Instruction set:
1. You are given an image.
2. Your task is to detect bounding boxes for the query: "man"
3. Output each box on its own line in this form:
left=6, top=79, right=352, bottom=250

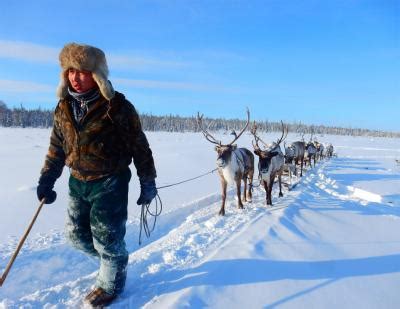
left=37, top=43, right=157, bottom=307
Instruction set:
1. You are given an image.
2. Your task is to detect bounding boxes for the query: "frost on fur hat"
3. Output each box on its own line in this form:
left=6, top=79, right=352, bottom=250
left=56, top=43, right=115, bottom=100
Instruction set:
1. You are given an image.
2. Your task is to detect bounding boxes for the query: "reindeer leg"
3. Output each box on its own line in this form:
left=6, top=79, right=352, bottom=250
left=267, top=177, right=273, bottom=206
left=268, top=182, right=273, bottom=206
left=278, top=173, right=283, bottom=197
left=263, top=180, right=271, bottom=206
left=247, top=170, right=254, bottom=201
left=236, top=179, right=244, bottom=209
left=243, top=174, right=247, bottom=203
left=300, top=158, right=303, bottom=177
left=219, top=178, right=227, bottom=216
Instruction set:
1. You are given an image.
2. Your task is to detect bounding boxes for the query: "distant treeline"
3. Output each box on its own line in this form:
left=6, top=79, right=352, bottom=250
left=0, top=101, right=53, bottom=128
left=0, top=101, right=399, bottom=138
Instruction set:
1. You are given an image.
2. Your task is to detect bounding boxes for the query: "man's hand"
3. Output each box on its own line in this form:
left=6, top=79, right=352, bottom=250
left=137, top=179, right=157, bottom=205
left=37, top=175, right=57, bottom=204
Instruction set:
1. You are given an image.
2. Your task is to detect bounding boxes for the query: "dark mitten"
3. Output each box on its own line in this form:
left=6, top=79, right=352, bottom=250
left=137, top=179, right=157, bottom=205
left=37, top=175, right=57, bottom=204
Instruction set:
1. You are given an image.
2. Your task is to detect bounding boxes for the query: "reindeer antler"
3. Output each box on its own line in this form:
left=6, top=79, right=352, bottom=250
left=228, top=108, right=250, bottom=146
left=196, top=112, right=221, bottom=145
left=276, top=121, right=288, bottom=146
left=251, top=121, right=261, bottom=149
left=250, top=120, right=269, bottom=149
left=197, top=108, right=250, bottom=146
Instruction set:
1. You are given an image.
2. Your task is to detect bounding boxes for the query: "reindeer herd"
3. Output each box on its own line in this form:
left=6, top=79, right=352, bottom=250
left=197, top=110, right=336, bottom=215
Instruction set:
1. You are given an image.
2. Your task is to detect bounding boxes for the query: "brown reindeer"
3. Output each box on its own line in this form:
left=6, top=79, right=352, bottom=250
left=197, top=110, right=254, bottom=216
left=251, top=121, right=287, bottom=206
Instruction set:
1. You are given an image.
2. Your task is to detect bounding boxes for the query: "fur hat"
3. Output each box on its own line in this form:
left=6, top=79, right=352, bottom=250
left=56, top=43, right=115, bottom=100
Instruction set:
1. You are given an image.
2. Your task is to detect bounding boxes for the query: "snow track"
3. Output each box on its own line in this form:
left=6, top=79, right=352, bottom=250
left=1, top=157, right=399, bottom=308
left=0, top=169, right=304, bottom=307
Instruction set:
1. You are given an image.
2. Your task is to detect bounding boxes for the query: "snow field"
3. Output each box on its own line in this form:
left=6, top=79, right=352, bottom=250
left=1, top=128, right=400, bottom=308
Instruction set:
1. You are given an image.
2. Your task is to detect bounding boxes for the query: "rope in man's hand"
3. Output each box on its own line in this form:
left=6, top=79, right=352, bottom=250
left=139, top=193, right=162, bottom=245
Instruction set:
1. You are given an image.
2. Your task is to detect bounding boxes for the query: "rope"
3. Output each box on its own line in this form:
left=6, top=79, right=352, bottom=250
left=156, top=168, right=218, bottom=190
left=139, top=193, right=163, bottom=245
left=137, top=153, right=320, bottom=245
left=138, top=168, right=218, bottom=245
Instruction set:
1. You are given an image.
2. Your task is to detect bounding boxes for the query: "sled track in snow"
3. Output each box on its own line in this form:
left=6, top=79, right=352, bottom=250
left=1, top=159, right=361, bottom=308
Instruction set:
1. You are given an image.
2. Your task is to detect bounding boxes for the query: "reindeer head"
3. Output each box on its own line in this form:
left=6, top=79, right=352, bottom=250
left=284, top=143, right=296, bottom=164
left=251, top=121, right=286, bottom=174
left=306, top=141, right=317, bottom=154
left=197, top=109, right=250, bottom=169
left=214, top=144, right=237, bottom=167
left=255, top=148, right=281, bottom=174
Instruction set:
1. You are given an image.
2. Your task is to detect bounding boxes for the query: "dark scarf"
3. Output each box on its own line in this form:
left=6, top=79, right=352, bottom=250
left=68, top=87, right=101, bottom=123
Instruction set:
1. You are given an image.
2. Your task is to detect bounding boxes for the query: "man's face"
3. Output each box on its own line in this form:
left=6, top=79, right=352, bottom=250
left=68, top=68, right=97, bottom=93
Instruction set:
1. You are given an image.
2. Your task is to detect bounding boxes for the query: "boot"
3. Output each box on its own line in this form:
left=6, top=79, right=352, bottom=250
left=84, top=287, right=117, bottom=307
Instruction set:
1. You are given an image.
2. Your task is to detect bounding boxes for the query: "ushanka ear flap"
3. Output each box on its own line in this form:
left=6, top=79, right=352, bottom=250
left=92, top=68, right=114, bottom=100
left=56, top=70, right=69, bottom=99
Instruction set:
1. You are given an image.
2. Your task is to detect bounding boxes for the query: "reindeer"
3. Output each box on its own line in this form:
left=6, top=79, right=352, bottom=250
left=315, top=141, right=325, bottom=160
left=251, top=121, right=287, bottom=206
left=326, top=143, right=334, bottom=158
left=305, top=141, right=317, bottom=167
left=284, top=141, right=306, bottom=177
left=197, top=110, right=254, bottom=216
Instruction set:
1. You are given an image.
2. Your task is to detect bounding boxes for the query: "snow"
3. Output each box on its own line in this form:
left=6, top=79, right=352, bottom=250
left=0, top=127, right=400, bottom=308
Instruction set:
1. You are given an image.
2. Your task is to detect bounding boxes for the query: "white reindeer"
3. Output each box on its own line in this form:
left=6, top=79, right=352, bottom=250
left=197, top=110, right=254, bottom=216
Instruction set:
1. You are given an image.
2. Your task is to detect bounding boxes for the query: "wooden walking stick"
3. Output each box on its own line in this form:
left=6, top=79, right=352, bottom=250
left=0, top=198, right=46, bottom=287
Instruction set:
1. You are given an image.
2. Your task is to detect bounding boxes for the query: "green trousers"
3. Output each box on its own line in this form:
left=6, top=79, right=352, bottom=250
left=66, top=168, right=131, bottom=295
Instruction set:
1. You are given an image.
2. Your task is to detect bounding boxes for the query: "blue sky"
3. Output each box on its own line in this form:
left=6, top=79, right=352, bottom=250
left=0, top=0, right=398, bottom=131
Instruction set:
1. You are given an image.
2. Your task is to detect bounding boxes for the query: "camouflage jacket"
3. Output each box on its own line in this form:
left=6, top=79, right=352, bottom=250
left=40, top=91, right=157, bottom=182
